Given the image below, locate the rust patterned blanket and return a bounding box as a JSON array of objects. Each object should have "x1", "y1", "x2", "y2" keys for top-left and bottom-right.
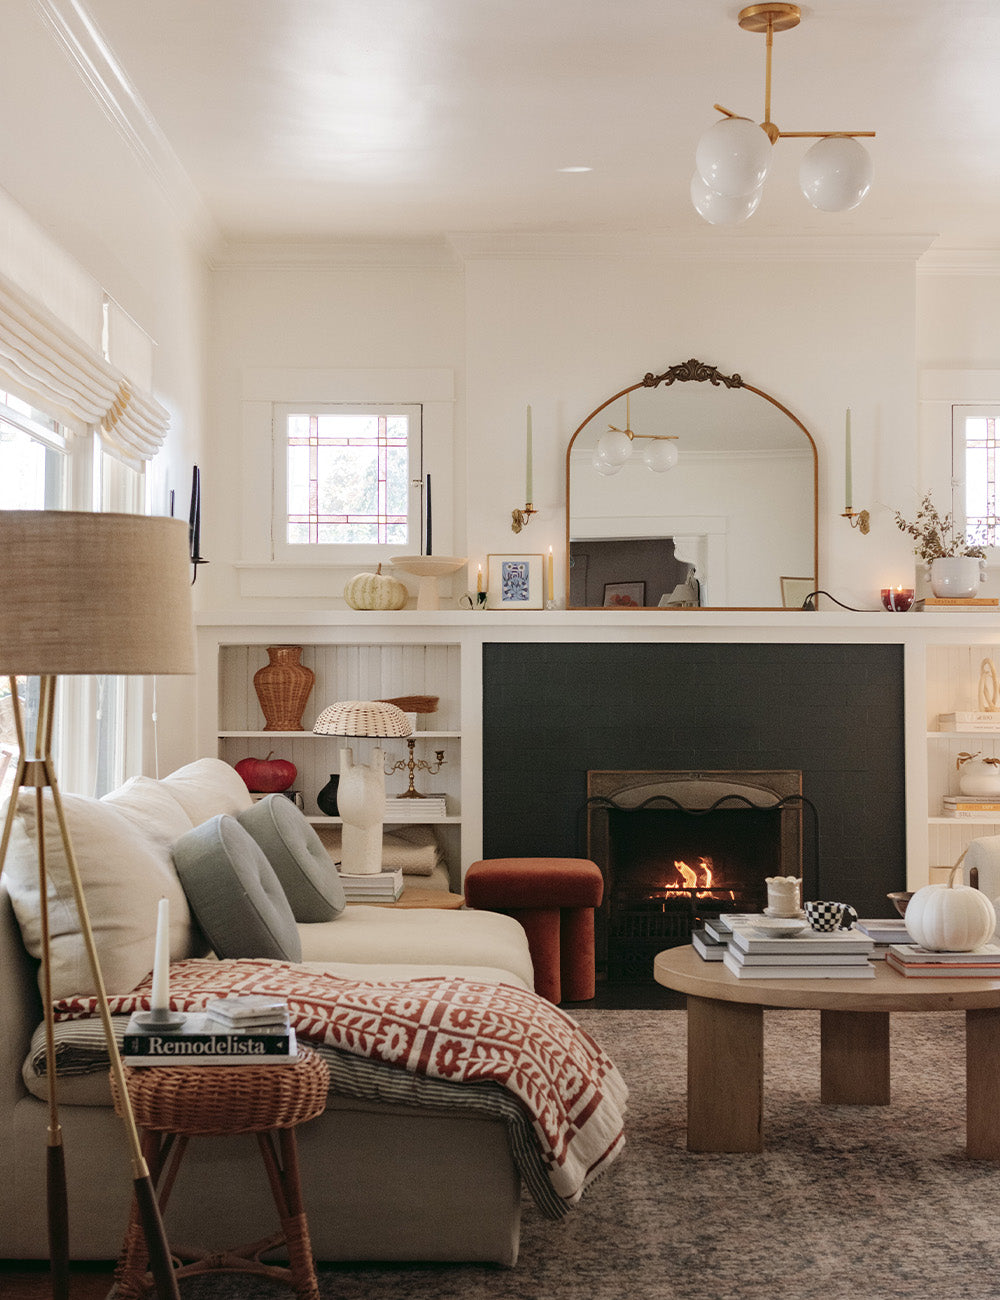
[{"x1": 55, "y1": 958, "x2": 628, "y2": 1207}]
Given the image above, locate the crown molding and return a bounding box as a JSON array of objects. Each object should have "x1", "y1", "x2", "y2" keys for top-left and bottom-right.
[
  {"x1": 447, "y1": 232, "x2": 937, "y2": 263},
  {"x1": 210, "y1": 239, "x2": 462, "y2": 272},
  {"x1": 32, "y1": 0, "x2": 218, "y2": 256},
  {"x1": 916, "y1": 248, "x2": 1000, "y2": 276}
]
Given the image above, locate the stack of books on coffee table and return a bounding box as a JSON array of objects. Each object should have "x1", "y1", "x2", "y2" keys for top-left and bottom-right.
[
  {"x1": 722, "y1": 922, "x2": 876, "y2": 979},
  {"x1": 885, "y1": 942, "x2": 1000, "y2": 977}
]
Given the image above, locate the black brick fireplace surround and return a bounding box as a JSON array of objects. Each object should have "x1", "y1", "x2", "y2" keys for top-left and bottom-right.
[{"x1": 482, "y1": 642, "x2": 906, "y2": 924}]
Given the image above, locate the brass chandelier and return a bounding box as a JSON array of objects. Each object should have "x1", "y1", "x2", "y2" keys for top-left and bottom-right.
[{"x1": 692, "y1": 3, "x2": 875, "y2": 225}]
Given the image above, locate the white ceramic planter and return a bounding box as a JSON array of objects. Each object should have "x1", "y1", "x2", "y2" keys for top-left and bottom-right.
[
  {"x1": 958, "y1": 757, "x2": 1000, "y2": 796},
  {"x1": 929, "y1": 556, "x2": 986, "y2": 598}
]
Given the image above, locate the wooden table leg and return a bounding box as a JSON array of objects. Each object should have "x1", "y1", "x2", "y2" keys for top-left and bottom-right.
[
  {"x1": 820, "y1": 1010, "x2": 890, "y2": 1105},
  {"x1": 685, "y1": 994, "x2": 763, "y2": 1152},
  {"x1": 966, "y1": 1006, "x2": 1000, "y2": 1159}
]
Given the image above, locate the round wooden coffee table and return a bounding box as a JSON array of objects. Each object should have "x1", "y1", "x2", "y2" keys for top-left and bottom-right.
[{"x1": 654, "y1": 945, "x2": 1000, "y2": 1158}]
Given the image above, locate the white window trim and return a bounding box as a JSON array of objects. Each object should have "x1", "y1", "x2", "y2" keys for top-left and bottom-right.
[
  {"x1": 238, "y1": 367, "x2": 455, "y2": 599},
  {"x1": 272, "y1": 401, "x2": 422, "y2": 565}
]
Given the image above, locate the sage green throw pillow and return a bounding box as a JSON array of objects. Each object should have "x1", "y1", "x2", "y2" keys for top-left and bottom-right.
[
  {"x1": 172, "y1": 815, "x2": 302, "y2": 961},
  {"x1": 238, "y1": 794, "x2": 346, "y2": 922}
]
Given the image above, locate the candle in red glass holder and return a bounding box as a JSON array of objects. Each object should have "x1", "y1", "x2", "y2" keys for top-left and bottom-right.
[{"x1": 881, "y1": 585, "x2": 914, "y2": 612}]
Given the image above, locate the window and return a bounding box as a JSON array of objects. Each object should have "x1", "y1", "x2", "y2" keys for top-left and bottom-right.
[
  {"x1": 0, "y1": 395, "x2": 146, "y2": 800},
  {"x1": 273, "y1": 403, "x2": 422, "y2": 562},
  {"x1": 953, "y1": 405, "x2": 1000, "y2": 548}
]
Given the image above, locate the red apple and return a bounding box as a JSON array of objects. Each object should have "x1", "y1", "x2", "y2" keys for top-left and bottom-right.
[{"x1": 235, "y1": 752, "x2": 297, "y2": 793}]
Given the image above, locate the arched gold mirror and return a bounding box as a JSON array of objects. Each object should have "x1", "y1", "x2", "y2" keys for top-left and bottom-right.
[{"x1": 565, "y1": 359, "x2": 818, "y2": 609}]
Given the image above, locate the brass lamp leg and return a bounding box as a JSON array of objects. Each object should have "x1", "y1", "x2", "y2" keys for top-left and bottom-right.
[{"x1": 0, "y1": 676, "x2": 180, "y2": 1300}]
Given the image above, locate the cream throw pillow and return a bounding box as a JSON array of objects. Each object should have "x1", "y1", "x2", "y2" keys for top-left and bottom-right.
[
  {"x1": 4, "y1": 789, "x2": 198, "y2": 1001},
  {"x1": 160, "y1": 757, "x2": 253, "y2": 824}
]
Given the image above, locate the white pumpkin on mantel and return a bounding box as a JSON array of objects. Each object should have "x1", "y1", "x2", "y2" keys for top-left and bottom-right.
[
  {"x1": 343, "y1": 564, "x2": 407, "y2": 611},
  {"x1": 905, "y1": 863, "x2": 997, "y2": 952}
]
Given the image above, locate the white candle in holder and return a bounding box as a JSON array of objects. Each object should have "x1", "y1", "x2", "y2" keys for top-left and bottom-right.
[
  {"x1": 151, "y1": 897, "x2": 170, "y2": 1011},
  {"x1": 765, "y1": 875, "x2": 801, "y2": 917}
]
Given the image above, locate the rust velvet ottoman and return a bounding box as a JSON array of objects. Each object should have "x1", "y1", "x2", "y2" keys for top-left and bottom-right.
[{"x1": 463, "y1": 858, "x2": 604, "y2": 1003}]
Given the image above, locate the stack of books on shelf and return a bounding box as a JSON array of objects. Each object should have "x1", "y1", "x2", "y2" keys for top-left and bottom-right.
[
  {"x1": 855, "y1": 917, "x2": 913, "y2": 958},
  {"x1": 337, "y1": 867, "x2": 404, "y2": 901},
  {"x1": 917, "y1": 597, "x2": 1000, "y2": 611},
  {"x1": 386, "y1": 794, "x2": 447, "y2": 820},
  {"x1": 885, "y1": 942, "x2": 1000, "y2": 977},
  {"x1": 122, "y1": 996, "x2": 297, "y2": 1066},
  {"x1": 721, "y1": 921, "x2": 876, "y2": 979},
  {"x1": 942, "y1": 794, "x2": 1000, "y2": 818},
  {"x1": 938, "y1": 712, "x2": 1000, "y2": 732}
]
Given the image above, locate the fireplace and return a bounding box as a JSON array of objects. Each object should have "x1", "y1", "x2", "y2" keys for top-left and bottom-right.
[{"x1": 586, "y1": 770, "x2": 807, "y2": 981}]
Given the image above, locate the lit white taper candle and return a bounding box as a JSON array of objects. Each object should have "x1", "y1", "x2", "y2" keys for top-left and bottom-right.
[{"x1": 151, "y1": 897, "x2": 170, "y2": 1011}]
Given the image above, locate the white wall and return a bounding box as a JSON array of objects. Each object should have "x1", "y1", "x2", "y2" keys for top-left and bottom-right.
[
  {"x1": 0, "y1": 2, "x2": 211, "y2": 775},
  {"x1": 461, "y1": 240, "x2": 922, "y2": 608}
]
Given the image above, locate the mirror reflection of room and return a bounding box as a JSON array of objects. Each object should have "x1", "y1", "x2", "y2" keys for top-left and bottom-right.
[{"x1": 566, "y1": 363, "x2": 817, "y2": 608}]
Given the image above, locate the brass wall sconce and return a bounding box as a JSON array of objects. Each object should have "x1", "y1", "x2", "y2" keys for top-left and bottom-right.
[
  {"x1": 511, "y1": 503, "x2": 537, "y2": 534},
  {"x1": 843, "y1": 508, "x2": 870, "y2": 533},
  {"x1": 386, "y1": 738, "x2": 447, "y2": 798}
]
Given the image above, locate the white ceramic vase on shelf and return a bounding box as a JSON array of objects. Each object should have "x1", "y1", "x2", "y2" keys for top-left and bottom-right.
[
  {"x1": 958, "y1": 757, "x2": 1000, "y2": 797},
  {"x1": 928, "y1": 556, "x2": 986, "y2": 598}
]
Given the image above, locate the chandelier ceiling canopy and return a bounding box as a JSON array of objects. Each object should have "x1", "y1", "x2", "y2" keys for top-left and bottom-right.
[{"x1": 692, "y1": 3, "x2": 876, "y2": 226}]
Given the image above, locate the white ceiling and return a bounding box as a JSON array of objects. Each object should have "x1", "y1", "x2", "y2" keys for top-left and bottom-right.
[{"x1": 78, "y1": 0, "x2": 1000, "y2": 250}]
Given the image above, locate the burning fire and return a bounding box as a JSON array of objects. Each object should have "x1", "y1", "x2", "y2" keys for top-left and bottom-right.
[
  {"x1": 673, "y1": 857, "x2": 713, "y2": 890},
  {"x1": 648, "y1": 856, "x2": 735, "y2": 901}
]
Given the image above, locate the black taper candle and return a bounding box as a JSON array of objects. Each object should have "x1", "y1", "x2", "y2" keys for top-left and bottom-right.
[
  {"x1": 189, "y1": 466, "x2": 200, "y2": 560},
  {"x1": 425, "y1": 472, "x2": 432, "y2": 555}
]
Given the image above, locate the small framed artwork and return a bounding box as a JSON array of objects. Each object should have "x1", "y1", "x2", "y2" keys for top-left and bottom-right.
[
  {"x1": 603, "y1": 581, "x2": 646, "y2": 608},
  {"x1": 487, "y1": 554, "x2": 544, "y2": 610},
  {"x1": 780, "y1": 576, "x2": 815, "y2": 609}
]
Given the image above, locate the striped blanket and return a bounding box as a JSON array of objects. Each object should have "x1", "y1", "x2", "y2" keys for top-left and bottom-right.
[{"x1": 54, "y1": 958, "x2": 628, "y2": 1211}]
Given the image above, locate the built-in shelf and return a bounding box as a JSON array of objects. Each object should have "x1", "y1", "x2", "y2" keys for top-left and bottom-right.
[{"x1": 212, "y1": 638, "x2": 464, "y2": 886}]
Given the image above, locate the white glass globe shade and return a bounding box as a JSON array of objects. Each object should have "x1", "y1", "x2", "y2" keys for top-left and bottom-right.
[
  {"x1": 799, "y1": 136, "x2": 873, "y2": 212},
  {"x1": 643, "y1": 439, "x2": 679, "y2": 472},
  {"x1": 695, "y1": 117, "x2": 771, "y2": 197},
  {"x1": 595, "y1": 427, "x2": 633, "y2": 467},
  {"x1": 690, "y1": 172, "x2": 762, "y2": 226},
  {"x1": 592, "y1": 448, "x2": 624, "y2": 476}
]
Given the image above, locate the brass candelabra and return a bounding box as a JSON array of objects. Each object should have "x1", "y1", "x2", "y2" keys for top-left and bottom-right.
[{"x1": 386, "y1": 739, "x2": 447, "y2": 798}]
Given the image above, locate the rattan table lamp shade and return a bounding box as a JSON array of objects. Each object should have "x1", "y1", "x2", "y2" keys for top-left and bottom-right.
[{"x1": 0, "y1": 510, "x2": 195, "y2": 675}]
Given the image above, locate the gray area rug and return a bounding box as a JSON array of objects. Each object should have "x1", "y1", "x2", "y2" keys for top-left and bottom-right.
[{"x1": 163, "y1": 1008, "x2": 1000, "y2": 1300}]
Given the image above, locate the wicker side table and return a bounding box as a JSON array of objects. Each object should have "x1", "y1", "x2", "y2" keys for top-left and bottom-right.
[{"x1": 110, "y1": 1047, "x2": 329, "y2": 1300}]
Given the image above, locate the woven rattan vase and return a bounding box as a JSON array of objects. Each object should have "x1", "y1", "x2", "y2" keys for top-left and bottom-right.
[{"x1": 253, "y1": 645, "x2": 315, "y2": 731}]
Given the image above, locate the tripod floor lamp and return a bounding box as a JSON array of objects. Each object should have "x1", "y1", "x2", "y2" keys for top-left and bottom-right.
[{"x1": 0, "y1": 510, "x2": 194, "y2": 1300}]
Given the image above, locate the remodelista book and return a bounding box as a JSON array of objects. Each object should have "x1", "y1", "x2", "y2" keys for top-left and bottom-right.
[{"x1": 122, "y1": 1012, "x2": 298, "y2": 1065}]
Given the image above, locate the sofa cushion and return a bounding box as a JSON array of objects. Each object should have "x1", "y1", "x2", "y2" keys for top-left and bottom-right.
[
  {"x1": 172, "y1": 815, "x2": 302, "y2": 961},
  {"x1": 237, "y1": 795, "x2": 346, "y2": 922},
  {"x1": 160, "y1": 757, "x2": 253, "y2": 825},
  {"x1": 298, "y1": 907, "x2": 535, "y2": 989},
  {"x1": 3, "y1": 789, "x2": 198, "y2": 1001}
]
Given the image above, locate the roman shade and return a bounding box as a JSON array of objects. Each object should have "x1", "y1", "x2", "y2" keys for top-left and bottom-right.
[{"x1": 0, "y1": 267, "x2": 169, "y2": 462}]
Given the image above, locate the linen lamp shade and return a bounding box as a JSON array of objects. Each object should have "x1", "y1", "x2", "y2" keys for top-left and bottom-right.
[{"x1": 0, "y1": 511, "x2": 195, "y2": 675}]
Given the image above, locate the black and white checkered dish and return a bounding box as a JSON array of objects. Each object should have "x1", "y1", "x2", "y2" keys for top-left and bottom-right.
[{"x1": 804, "y1": 900, "x2": 858, "y2": 932}]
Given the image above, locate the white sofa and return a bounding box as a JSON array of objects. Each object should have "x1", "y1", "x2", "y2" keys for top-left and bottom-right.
[{"x1": 0, "y1": 759, "x2": 536, "y2": 1264}]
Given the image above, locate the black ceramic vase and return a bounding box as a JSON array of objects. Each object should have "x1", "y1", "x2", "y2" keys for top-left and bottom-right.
[{"x1": 316, "y1": 774, "x2": 341, "y2": 817}]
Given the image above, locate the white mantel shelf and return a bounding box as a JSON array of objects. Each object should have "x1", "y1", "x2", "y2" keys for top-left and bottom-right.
[
  {"x1": 195, "y1": 609, "x2": 1000, "y2": 892},
  {"x1": 195, "y1": 608, "x2": 1000, "y2": 643}
]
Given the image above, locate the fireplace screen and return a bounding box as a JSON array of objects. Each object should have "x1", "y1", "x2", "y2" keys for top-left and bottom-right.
[{"x1": 586, "y1": 770, "x2": 806, "y2": 982}]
